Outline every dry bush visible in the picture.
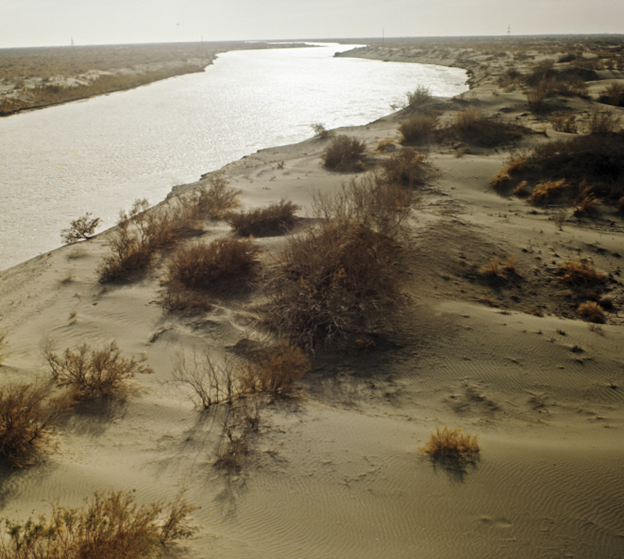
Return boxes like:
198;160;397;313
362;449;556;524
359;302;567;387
405;85;432;109
490;170;510;189
164;238;259;292
190;173;242;221
574;184;599;215
479;256;519;280
598;82;624;107
0;490;195;558
398;113;438;144
550;112;577;133
379;148;428;189
322;135;366;171
313;173;413;239
506;155;528;175
227;200;299;237
45;341;153;400
376;139;395;153
421;427;480;459
513;181;529;197
239;343;310;395
261;217;402;349
578;301;606;323
61;212;101;244
587;109;621;135
526;84;549;112
97;199;177;283
311;123;333;139
528;179;567;205
513;134;624;204
557;259;607;287
0;383;71;468
441;108;527;147
172;348;238;409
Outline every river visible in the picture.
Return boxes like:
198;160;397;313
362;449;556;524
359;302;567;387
0;43;467;270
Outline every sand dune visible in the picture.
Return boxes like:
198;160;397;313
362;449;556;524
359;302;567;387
0;37;623;558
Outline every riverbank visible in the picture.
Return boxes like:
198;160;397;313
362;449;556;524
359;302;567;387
0;41;306;116
0;37;623;558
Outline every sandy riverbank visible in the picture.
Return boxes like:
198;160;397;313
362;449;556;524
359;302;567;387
0;37;623;558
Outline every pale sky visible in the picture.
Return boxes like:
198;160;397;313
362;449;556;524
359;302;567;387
1;0;623;49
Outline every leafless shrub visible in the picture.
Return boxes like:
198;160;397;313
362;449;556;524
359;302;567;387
398;113;438;144
405;85;432;108
239;343;310;395
61;212;101;244
598;82;624;107
0;490;195;557
45;341;153;400
587;109;621;135
441;108;528;147
227;200;299;237
189;173;242;221
528;179;567;205
172;348;239;409
322;135;366;171
379;148;428;189
311;122;333;139
578;301;606;323
550;112;577;133
0;382;72;468
557;259;607;287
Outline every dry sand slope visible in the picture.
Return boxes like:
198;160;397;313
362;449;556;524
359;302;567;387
0;39;623;558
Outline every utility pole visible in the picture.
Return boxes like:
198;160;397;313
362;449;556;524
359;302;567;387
507;25;511;37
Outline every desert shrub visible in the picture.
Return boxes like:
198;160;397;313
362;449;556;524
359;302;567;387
376;139;395;153
0;490;195;558
550;112;577;133
421;427;480;460
45;341;153;400
513;181;529;197
398;113;438;144
510;134;624;203
180;173;241;223
528;179;567;205
587;109;621;135
490;170;511;189
172;348;238;409
574;184;599;215
240;343;310;395
379;148;428;189
311;122;333;139
441;108;527;147
526;85;549;112
598;82;624;107
479;256;519;280
61;212;101;244
313;173;413;239
578;301;606;323
0;383;71;468
261;220;400;349
227;200;299;237
164;238;259;292
322;135;366;171
405;85;432;108
557;259;607;287
97;199;177;283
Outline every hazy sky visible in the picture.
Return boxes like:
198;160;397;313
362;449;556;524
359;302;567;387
2;0;623;48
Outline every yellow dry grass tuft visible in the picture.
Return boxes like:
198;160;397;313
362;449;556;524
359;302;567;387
578;301;606;323
528;179;567;205
557;259;607;287
421;426;480;458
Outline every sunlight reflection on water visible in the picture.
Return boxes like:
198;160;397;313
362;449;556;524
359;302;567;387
0;43;467;269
